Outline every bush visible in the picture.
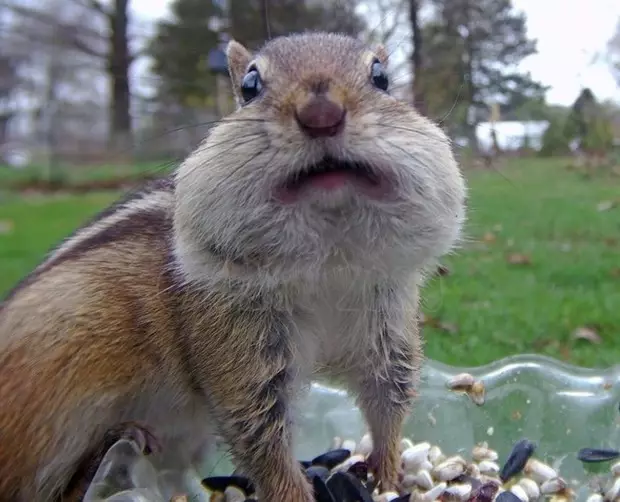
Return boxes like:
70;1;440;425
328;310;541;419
539;118;571;157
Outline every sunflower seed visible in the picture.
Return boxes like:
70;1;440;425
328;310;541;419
472;445;499;463
445;483;473;500
409;470;433;490
478;460;500;476
421;482;447;501
605;477;620;501
500;439;537;483
578;448;620;463
517;478;540;499
375;491;401;501
332;454;366;473
446;373;476;391
331;436;343;450
357;433;374;457
469;380;486;406
509;484;529;502
224;486;246;502
428;445;444;465
400;438;415;452
496;492;523;502
432;456;467;481
341;439;357;453
540;477;567;494
402;443;432;471
524;458;558;483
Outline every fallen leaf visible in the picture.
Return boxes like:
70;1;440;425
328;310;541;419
438;322;458;335
532;338;556;351
559;344;572;360
0;220;14;235
611;268;620;278
435;264;451;277
419;314;458;334
597;200;616;212
572;326;602;344
482;232;496;243
506;253;532;266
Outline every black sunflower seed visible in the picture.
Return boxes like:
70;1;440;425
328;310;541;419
347;460;368;482
325;471;374;502
454;473;482;489
469;481;500;502
305;465;331;482
577;447;620;463
500;438;537;482
312;475;337;502
392;495;411;502
496;491;523;502
201;475;255;494
311;448;352;469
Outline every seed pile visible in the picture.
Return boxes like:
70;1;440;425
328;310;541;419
121;371;620;502
193;434;620;502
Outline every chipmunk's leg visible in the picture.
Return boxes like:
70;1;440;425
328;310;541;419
61;421;161;501
348;292;421;493
195;312;314;502
357;334;419;492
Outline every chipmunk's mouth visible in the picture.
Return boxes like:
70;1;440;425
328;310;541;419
275;157;391;203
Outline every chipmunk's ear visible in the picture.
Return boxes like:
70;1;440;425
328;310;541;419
373;44;389;66
226;40;253;97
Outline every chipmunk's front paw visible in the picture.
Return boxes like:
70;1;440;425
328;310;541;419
106;421;162;456
366;449;401;493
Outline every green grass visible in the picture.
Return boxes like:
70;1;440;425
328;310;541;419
1;157;619;368
0;160;175;187
0;192;121;291
422;157;620;368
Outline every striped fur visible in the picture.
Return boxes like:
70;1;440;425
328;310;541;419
1;177;176;305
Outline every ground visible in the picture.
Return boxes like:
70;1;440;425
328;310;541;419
0;157;618;368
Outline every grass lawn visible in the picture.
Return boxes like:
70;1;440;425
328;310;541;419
1;157;619;368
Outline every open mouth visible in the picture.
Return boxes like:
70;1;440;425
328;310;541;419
276;157;388;202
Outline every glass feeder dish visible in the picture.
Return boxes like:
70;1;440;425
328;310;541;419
84;354;620;501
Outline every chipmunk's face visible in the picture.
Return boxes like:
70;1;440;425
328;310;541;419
175;33;466;280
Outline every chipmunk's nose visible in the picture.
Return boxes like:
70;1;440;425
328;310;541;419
295;95;346;138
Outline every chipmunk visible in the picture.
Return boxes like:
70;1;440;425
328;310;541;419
0;32;466;501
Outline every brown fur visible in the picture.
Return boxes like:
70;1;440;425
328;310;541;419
0;32;466;502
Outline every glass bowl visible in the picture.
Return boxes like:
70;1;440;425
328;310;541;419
84;354;620;501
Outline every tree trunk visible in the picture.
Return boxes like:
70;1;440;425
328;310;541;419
409;0;426;115
107;0;132;154
260;0;270;41
462;0;478;154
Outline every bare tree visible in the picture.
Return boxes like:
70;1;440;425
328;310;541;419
7;0;139;154
361;0;411;98
4;0;109;161
70;0;135;152
608;18;620;87
408;0;426;114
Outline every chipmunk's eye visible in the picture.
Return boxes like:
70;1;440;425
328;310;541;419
370;59;389;92
241;67;263;103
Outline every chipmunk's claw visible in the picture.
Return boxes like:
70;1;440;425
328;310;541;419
106;421;162;456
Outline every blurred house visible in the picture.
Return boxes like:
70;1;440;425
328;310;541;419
476;120;550;153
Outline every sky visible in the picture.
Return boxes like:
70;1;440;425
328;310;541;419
131;0;620;107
